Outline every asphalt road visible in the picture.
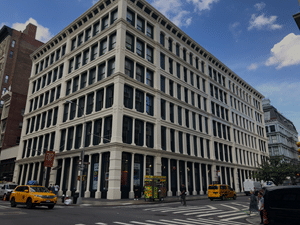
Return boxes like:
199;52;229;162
0;196;255;225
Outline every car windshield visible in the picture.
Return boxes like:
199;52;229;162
209;186;219;190
8;185;18;189
30;187;50;193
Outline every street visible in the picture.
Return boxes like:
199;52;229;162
0;196;255;225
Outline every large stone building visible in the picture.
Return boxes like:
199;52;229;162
0;24;43;182
262;99;299;163
13;0;268;199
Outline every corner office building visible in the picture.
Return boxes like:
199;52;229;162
13;0;268;199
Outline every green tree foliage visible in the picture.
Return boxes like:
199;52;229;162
254;156;300;186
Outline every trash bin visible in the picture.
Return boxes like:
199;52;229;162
73;192;79;204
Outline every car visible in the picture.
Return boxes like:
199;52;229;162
0;183;18;201
243;179;261;196
10;185;57;209
263;186;300;224
208;184;236;201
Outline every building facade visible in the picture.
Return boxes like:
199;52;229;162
0;24;43;181
13;0;268;199
262;99;299;162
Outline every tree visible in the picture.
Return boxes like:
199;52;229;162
254;156;300;186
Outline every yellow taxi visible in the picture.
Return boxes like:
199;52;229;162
10;185;57;209
208;184;236;201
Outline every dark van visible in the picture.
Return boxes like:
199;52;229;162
264;186;300;225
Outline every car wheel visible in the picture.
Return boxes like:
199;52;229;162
26;198;33;209
48;205;54;209
10;197;17;207
233;195;237;200
221;195;225;201
210;198;213;201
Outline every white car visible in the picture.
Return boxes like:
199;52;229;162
0;183;18;201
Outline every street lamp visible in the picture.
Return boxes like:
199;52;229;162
66;99;86;204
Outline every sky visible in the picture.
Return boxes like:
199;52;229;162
1;0;300;139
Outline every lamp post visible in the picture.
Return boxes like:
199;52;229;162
66;100;86;204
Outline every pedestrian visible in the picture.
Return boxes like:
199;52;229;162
54;184;59;196
249;190;258;215
48;184;52;192
258;192;264;224
134;185;139;200
180;184;187;206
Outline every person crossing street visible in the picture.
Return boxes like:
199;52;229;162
180;184;187;206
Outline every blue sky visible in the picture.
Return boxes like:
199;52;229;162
1;0;300;138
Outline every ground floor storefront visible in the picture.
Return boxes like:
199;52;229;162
13;146;256;199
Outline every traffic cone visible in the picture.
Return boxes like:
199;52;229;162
3;195;6;201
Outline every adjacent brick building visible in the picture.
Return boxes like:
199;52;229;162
0;23;43;181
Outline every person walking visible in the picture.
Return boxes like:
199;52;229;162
249;190;258;215
54;184;59;196
180;184;187;206
258;191;264;224
134;185;139;200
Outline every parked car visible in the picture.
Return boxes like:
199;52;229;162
208;184;236;201
10;185;57;209
0;183;18;201
264;186;300;224
243;179;262;196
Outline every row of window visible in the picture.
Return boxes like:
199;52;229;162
159;32;205;75
257;125;265;138
32;64;64;94
255;111;263;123
68;33;116;74
230;96;253;119
66;57;115;96
212;120;231;142
228;80;252;105
127;8;154;39
26;107;59;135
29;85;61;113
258;139;267;152
208;66;226;88
214;142;233;163
233;129;258;150
161;126;211;158
210;83;227;105
126;33;154;63
231;112;255;134
35;45;66;75
160;75;207;111
60;116;113;152
22;132;56;158
71;8;118;52
64;84;114;122
211;102;229;122
235;147;259;167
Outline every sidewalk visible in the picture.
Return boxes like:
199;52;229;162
246;213;262;224
57;193;245;207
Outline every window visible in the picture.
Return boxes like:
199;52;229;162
78;97;85;118
190;53;193;65
63;104;69;122
146;46;153;63
160;33;165;46
85;27;92;41
56;85;61;100
137;16;145;32
161;99;166;120
66;80;71;96
40;60;44;72
127;9;135;26
146;23;153;38
75;125;82;149
106;85;114;108
146;123;154;148
136;64;144;83
168;38;173;52
178;106;182;125
61;45;66;57
71;38;76;51
135;89;144;113
169;80;174;96
126;33;134;52
124;85;133;109
125;58;134;78
82;49;89;65
183;49;186;61
100;38;107;56
123;116;132;144
102;16;109;30
59;64;64;79
98;63;106;81
176;44;180;57
136;40;144;57
170;103;174;123
4;75;8;83
160;53;165;70
89;68;96;85
53;68;58;82
177;84;181;100
91;44;98;61
93;22;100;36
185;109;189;128
73;76;79;93
50;88;55;103
45;57;49;68
96;89;104;111
146;94;154;116
80;72;87;89
77;33;83;47
160;76;165;93
109;33;116;50
107;58;115;76
86;93;94;115
9;51;13;58
190;72;194;86
75;54;81;70
11;40;16;47
146;70;153;87
177;63;180;78
134;119;144;146
56;49;61;61
169;58;173;74
161;126;166;150
184;88;188;103
184;67;187;82
111;9;118;24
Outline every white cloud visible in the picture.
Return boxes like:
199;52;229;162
247;63;259;71
265;33;300;69
248;13;282;31
187;0;219;13
12;18;53;43
254;2;266;11
151;0;192;27
229;22;242;41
